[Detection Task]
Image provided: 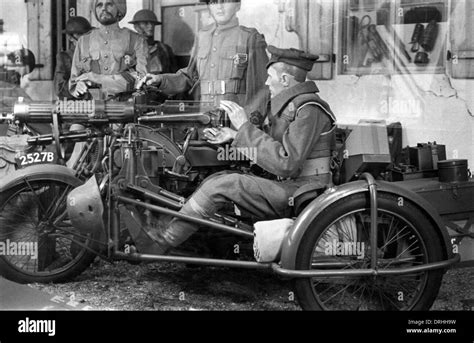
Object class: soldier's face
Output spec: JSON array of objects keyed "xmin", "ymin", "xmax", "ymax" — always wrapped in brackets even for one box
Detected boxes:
[
  {"xmin": 67, "ymin": 33, "xmax": 81, "ymax": 49},
  {"xmin": 208, "ymin": 2, "xmax": 241, "ymax": 25},
  {"xmin": 266, "ymin": 66, "xmax": 285, "ymax": 98},
  {"xmin": 135, "ymin": 22, "xmax": 155, "ymax": 37},
  {"xmin": 96, "ymin": 1, "xmax": 119, "ymax": 25}
]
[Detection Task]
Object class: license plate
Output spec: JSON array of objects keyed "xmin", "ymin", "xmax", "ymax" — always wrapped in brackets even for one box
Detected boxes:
[{"xmin": 15, "ymin": 151, "xmax": 57, "ymax": 168}]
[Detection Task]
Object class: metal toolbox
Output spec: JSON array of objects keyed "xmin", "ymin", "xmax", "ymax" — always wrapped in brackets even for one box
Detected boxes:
[
  {"xmin": 395, "ymin": 177, "xmax": 474, "ymax": 220},
  {"xmin": 405, "ymin": 142, "xmax": 446, "ymax": 171},
  {"xmin": 438, "ymin": 159, "xmax": 469, "ymax": 183}
]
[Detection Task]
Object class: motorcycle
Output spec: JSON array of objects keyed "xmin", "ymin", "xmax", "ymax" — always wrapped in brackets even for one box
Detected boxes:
[{"xmin": 0, "ymin": 99, "xmax": 460, "ymax": 311}]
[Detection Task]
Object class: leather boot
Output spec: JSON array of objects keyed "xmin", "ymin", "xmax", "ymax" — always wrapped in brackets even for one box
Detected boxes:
[
  {"xmin": 159, "ymin": 201, "xmax": 203, "ymax": 248},
  {"xmin": 119, "ymin": 205, "xmax": 172, "ymax": 255}
]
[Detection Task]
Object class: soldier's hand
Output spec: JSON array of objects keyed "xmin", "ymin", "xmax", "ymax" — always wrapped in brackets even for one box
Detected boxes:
[
  {"xmin": 204, "ymin": 127, "xmax": 237, "ymax": 145},
  {"xmin": 219, "ymin": 100, "xmax": 248, "ymax": 130},
  {"xmin": 76, "ymin": 72, "xmax": 100, "ymax": 84},
  {"xmin": 72, "ymin": 81, "xmax": 90, "ymax": 97},
  {"xmin": 137, "ymin": 73, "xmax": 163, "ymax": 90}
]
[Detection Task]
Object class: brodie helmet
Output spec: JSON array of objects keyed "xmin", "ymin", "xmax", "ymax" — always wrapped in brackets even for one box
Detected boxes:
[
  {"xmin": 63, "ymin": 16, "xmax": 92, "ymax": 35},
  {"xmin": 129, "ymin": 9, "xmax": 161, "ymax": 25},
  {"xmin": 6, "ymin": 48, "xmax": 36, "ymax": 74}
]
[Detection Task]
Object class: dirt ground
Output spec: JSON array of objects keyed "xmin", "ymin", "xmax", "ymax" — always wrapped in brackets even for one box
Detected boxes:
[{"xmin": 30, "ymin": 259, "xmax": 474, "ymax": 311}]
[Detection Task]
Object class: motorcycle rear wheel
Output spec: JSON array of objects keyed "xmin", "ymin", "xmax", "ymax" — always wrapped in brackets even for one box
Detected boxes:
[
  {"xmin": 0, "ymin": 174, "xmax": 101, "ymax": 283},
  {"xmin": 294, "ymin": 192, "xmax": 445, "ymax": 311}
]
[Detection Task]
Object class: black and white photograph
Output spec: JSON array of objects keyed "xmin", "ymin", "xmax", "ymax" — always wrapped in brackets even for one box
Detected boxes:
[{"xmin": 0, "ymin": 0, "xmax": 473, "ymax": 339}]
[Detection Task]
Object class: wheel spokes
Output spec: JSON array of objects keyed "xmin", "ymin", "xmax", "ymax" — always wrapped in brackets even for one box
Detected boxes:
[
  {"xmin": 308, "ymin": 209, "xmax": 429, "ymax": 311},
  {"xmin": 0, "ymin": 181, "xmax": 89, "ymax": 276}
]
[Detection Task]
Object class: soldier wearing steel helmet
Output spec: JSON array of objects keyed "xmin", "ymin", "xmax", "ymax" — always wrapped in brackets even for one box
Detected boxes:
[
  {"xmin": 69, "ymin": 0, "xmax": 148, "ymax": 99},
  {"xmin": 130, "ymin": 9, "xmax": 177, "ymax": 75},
  {"xmin": 138, "ymin": 0, "xmax": 269, "ymax": 113},
  {"xmin": 54, "ymin": 16, "xmax": 92, "ymax": 99},
  {"xmin": 142, "ymin": 46, "xmax": 337, "ymax": 255}
]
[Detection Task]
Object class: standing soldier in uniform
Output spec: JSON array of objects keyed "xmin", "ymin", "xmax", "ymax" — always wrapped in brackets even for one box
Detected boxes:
[
  {"xmin": 142, "ymin": 46, "xmax": 337, "ymax": 254},
  {"xmin": 129, "ymin": 9, "xmax": 178, "ymax": 75},
  {"xmin": 53, "ymin": 17, "xmax": 92, "ymax": 100},
  {"xmin": 70, "ymin": 0, "xmax": 148, "ymax": 99},
  {"xmin": 138, "ymin": 0, "xmax": 269, "ymax": 112}
]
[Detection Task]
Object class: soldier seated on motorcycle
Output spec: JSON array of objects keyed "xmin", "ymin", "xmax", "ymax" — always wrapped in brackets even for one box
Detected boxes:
[{"xmin": 146, "ymin": 46, "xmax": 337, "ymax": 254}]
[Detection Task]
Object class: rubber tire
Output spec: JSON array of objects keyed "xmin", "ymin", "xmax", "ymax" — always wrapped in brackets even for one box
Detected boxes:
[
  {"xmin": 294, "ymin": 192, "xmax": 445, "ymax": 311},
  {"xmin": 0, "ymin": 173, "xmax": 100, "ymax": 284}
]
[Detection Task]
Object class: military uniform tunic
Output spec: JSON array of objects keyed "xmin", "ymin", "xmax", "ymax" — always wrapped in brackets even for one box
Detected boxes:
[
  {"xmin": 69, "ymin": 23, "xmax": 148, "ymax": 97},
  {"xmin": 54, "ymin": 49, "xmax": 74, "ymax": 99},
  {"xmin": 158, "ymin": 17, "xmax": 269, "ymax": 110},
  {"xmin": 163, "ymin": 81, "xmax": 337, "ymax": 248},
  {"xmin": 147, "ymin": 40, "xmax": 178, "ymax": 74}
]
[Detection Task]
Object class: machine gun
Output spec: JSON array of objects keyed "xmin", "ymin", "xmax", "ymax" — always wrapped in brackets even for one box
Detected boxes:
[
  {"xmin": 1, "ymin": 99, "xmax": 234, "ymax": 188},
  {"xmin": 2, "ymin": 99, "xmax": 229, "ymax": 148},
  {"xmin": 7, "ymin": 99, "xmax": 229, "ymax": 127}
]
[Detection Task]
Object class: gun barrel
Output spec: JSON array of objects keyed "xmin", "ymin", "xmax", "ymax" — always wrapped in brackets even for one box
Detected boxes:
[
  {"xmin": 138, "ymin": 113, "xmax": 211, "ymax": 125},
  {"xmin": 13, "ymin": 100, "xmax": 135, "ymax": 124}
]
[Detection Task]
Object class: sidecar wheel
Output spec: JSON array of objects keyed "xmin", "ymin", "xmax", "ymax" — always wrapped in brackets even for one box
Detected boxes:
[
  {"xmin": 0, "ymin": 176, "xmax": 101, "ymax": 284},
  {"xmin": 294, "ymin": 192, "xmax": 444, "ymax": 311}
]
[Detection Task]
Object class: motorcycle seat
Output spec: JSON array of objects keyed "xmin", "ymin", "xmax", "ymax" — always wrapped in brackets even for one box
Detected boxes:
[{"xmin": 292, "ymin": 183, "xmax": 327, "ymax": 216}]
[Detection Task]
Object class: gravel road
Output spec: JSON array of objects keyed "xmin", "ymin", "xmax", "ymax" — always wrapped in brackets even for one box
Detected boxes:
[{"xmin": 30, "ymin": 259, "xmax": 474, "ymax": 311}]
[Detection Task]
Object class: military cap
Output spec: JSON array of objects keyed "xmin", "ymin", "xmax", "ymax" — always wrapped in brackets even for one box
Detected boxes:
[{"xmin": 266, "ymin": 46, "xmax": 319, "ymax": 71}]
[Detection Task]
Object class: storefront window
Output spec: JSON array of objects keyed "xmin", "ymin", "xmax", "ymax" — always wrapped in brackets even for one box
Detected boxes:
[
  {"xmin": 0, "ymin": 2, "xmax": 28, "ymax": 69},
  {"xmin": 340, "ymin": 0, "xmax": 447, "ymax": 75}
]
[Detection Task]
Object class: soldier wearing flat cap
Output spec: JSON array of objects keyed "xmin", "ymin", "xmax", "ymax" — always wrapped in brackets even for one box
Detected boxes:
[
  {"xmin": 69, "ymin": 0, "xmax": 148, "ymax": 99},
  {"xmin": 138, "ymin": 0, "xmax": 269, "ymax": 112},
  {"xmin": 141, "ymin": 46, "xmax": 337, "ymax": 255}
]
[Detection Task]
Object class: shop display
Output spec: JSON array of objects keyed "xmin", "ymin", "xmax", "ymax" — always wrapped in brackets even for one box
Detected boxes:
[{"xmin": 342, "ymin": 1, "xmax": 447, "ymax": 74}]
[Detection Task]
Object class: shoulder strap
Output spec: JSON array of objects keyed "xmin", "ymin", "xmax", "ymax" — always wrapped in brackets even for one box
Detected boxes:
[
  {"xmin": 237, "ymin": 26, "xmax": 252, "ymax": 54},
  {"xmin": 82, "ymin": 33, "xmax": 90, "ymax": 57},
  {"xmin": 128, "ymin": 30, "xmax": 138, "ymax": 54},
  {"xmin": 297, "ymin": 101, "xmax": 337, "ymax": 136}
]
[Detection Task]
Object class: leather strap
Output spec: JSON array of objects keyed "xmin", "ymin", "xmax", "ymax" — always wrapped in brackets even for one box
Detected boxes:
[{"xmin": 52, "ymin": 111, "xmax": 65, "ymax": 165}]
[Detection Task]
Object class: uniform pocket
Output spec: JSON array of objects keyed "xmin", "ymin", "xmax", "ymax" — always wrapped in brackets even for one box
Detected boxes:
[
  {"xmin": 219, "ymin": 46, "xmax": 248, "ymax": 80},
  {"xmin": 197, "ymin": 48, "xmax": 209, "ymax": 76},
  {"xmin": 77, "ymin": 51, "xmax": 97, "ymax": 73}
]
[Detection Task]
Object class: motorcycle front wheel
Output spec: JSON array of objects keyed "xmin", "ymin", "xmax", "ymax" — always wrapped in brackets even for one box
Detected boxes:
[
  {"xmin": 0, "ymin": 174, "xmax": 101, "ymax": 283},
  {"xmin": 294, "ymin": 192, "xmax": 445, "ymax": 311}
]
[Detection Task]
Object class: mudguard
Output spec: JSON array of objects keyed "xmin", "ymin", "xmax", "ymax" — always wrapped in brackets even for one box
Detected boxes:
[
  {"xmin": 0, "ymin": 164, "xmax": 82, "ymax": 192},
  {"xmin": 67, "ymin": 175, "xmax": 105, "ymax": 234},
  {"xmin": 280, "ymin": 180, "xmax": 454, "ymax": 270}
]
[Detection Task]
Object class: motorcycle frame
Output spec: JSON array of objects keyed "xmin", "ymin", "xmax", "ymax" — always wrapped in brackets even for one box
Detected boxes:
[
  {"xmin": 100, "ymin": 124, "xmax": 460, "ymax": 278},
  {"xmin": 9, "ymin": 104, "xmax": 459, "ymax": 279}
]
